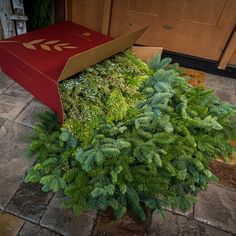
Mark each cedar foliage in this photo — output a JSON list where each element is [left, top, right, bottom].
[[25, 50, 236, 220], [59, 50, 150, 146]]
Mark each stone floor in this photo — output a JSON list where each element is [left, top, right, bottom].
[[0, 69, 236, 236]]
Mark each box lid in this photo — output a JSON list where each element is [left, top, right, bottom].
[[0, 22, 148, 124], [0, 21, 148, 82], [0, 22, 113, 82]]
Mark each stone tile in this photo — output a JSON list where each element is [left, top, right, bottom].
[[0, 70, 14, 95], [0, 211, 24, 236], [18, 221, 60, 236], [6, 182, 53, 223], [0, 94, 30, 121], [15, 99, 50, 128], [205, 74, 236, 92], [150, 210, 234, 236], [194, 184, 236, 234], [4, 82, 33, 100], [93, 207, 148, 236], [41, 192, 97, 236], [0, 121, 35, 208], [164, 206, 193, 218], [214, 89, 236, 105], [0, 117, 5, 127]]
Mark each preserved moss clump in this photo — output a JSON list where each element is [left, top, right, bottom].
[[25, 51, 236, 220]]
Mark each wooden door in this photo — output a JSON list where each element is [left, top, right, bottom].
[[66, 0, 105, 32], [110, 0, 236, 61]]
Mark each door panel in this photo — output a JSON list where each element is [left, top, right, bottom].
[[67, 0, 105, 32], [178, 0, 226, 25], [110, 0, 236, 61]]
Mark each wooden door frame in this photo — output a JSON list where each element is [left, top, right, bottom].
[[101, 0, 112, 35], [65, 0, 112, 35], [218, 27, 236, 70], [65, 0, 72, 21]]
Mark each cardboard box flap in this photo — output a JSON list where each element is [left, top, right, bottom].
[[131, 46, 163, 63], [58, 26, 149, 81]]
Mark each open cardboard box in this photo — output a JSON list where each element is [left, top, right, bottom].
[[0, 21, 162, 124]]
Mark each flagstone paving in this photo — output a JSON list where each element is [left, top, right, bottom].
[[0, 211, 24, 236], [40, 192, 97, 236], [194, 184, 236, 234], [0, 70, 236, 235], [6, 182, 53, 223], [18, 221, 60, 236], [0, 121, 34, 209]]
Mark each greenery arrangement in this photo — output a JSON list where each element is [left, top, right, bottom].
[[59, 50, 150, 146], [25, 50, 236, 220]]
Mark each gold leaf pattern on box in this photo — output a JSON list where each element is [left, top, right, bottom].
[[0, 39, 78, 52], [40, 44, 51, 51], [22, 42, 37, 50]]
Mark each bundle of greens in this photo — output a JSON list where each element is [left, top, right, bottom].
[[25, 50, 236, 220], [59, 50, 150, 146]]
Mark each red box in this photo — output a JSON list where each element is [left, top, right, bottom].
[[0, 22, 147, 123]]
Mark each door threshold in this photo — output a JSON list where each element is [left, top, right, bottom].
[[162, 50, 236, 79]]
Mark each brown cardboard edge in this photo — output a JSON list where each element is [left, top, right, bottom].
[[131, 46, 163, 63], [58, 26, 149, 81]]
